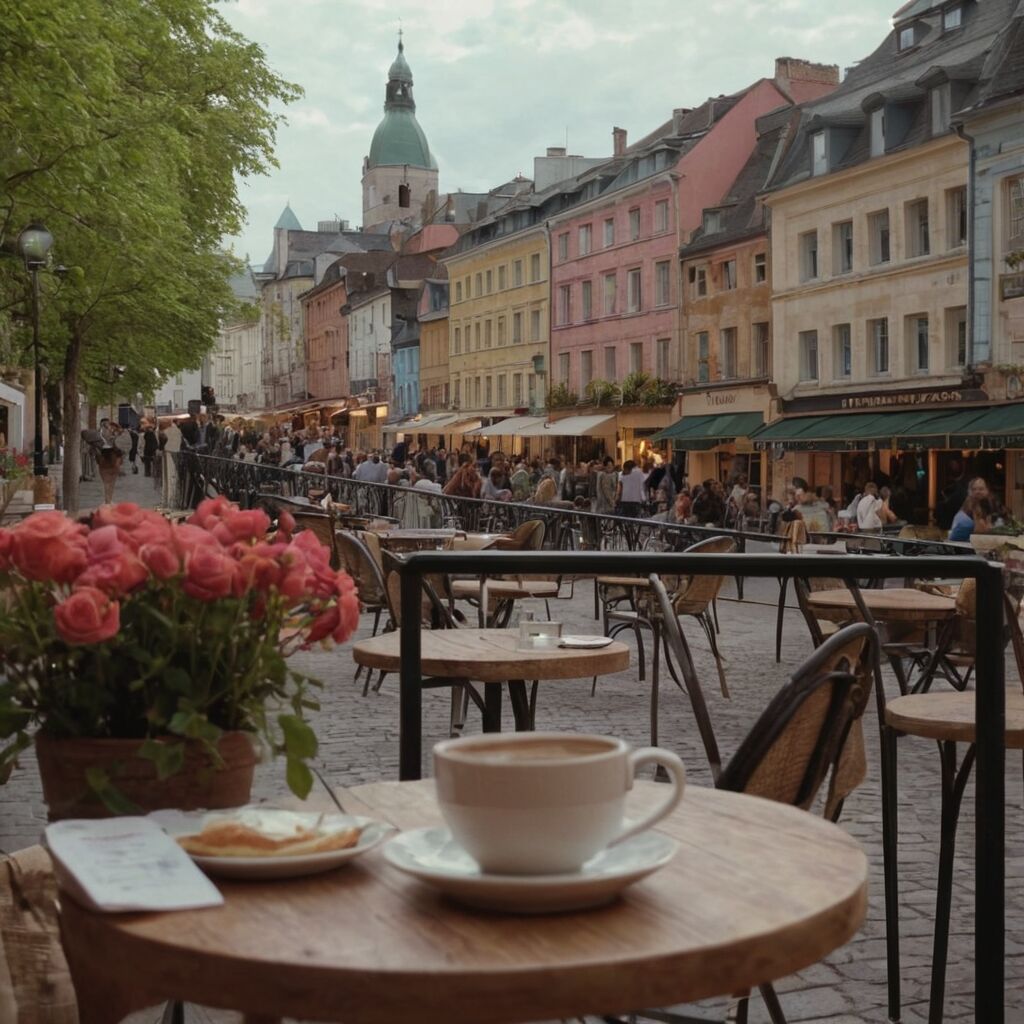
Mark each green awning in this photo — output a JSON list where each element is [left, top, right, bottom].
[[650, 412, 765, 450], [751, 405, 1024, 451]]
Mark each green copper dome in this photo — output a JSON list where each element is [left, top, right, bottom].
[[366, 41, 437, 171]]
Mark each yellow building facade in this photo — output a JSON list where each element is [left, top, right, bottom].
[[442, 226, 550, 427], [419, 315, 449, 412]]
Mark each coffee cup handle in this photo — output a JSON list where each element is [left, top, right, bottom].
[[609, 747, 686, 847]]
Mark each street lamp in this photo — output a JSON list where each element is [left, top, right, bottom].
[[16, 222, 54, 477]]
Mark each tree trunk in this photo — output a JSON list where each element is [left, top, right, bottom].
[[62, 328, 82, 515]]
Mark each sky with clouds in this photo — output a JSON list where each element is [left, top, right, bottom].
[[220, 0, 903, 264]]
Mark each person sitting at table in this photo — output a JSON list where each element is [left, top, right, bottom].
[[443, 453, 482, 498], [509, 459, 532, 502], [949, 477, 995, 542], [480, 466, 512, 502]]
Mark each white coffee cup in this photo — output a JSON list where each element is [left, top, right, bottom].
[[433, 732, 686, 875]]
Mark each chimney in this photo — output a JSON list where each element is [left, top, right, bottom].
[[546, 146, 567, 158], [612, 126, 627, 156], [672, 108, 692, 135], [774, 57, 841, 90]]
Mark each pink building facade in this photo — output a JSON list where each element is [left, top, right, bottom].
[[548, 59, 839, 453]]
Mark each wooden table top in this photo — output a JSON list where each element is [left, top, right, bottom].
[[806, 587, 958, 623], [352, 628, 628, 681], [449, 578, 560, 600], [885, 689, 1024, 746], [59, 780, 868, 1024], [597, 575, 651, 588], [449, 533, 506, 551]]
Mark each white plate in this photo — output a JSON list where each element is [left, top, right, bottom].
[[383, 827, 677, 913], [558, 635, 614, 649], [148, 808, 393, 880]]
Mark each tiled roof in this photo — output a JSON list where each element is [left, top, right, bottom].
[[766, 0, 1017, 192], [968, 0, 1024, 109]]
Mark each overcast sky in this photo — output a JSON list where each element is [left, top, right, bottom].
[[221, 0, 901, 264]]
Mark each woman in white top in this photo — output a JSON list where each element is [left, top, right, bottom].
[[856, 482, 884, 531], [616, 460, 647, 517]]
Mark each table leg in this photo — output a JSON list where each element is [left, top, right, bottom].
[[483, 682, 502, 732], [507, 680, 532, 731], [880, 724, 902, 1024]]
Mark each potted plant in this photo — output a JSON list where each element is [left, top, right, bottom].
[[0, 497, 361, 818], [0, 447, 31, 518]]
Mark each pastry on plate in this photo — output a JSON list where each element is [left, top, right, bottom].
[[177, 810, 363, 858]]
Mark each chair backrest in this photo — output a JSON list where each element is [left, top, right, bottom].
[[717, 623, 875, 815], [792, 575, 850, 648], [779, 518, 808, 553], [384, 571, 454, 629], [493, 518, 545, 551], [1004, 591, 1024, 693], [292, 509, 340, 570], [651, 573, 723, 781], [336, 531, 387, 607], [671, 535, 738, 614]]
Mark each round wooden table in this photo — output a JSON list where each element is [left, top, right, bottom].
[[353, 628, 628, 731], [805, 587, 957, 623], [885, 688, 1024, 745], [373, 528, 462, 552], [59, 780, 869, 1024]]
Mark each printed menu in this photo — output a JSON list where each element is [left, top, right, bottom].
[[45, 817, 224, 912]]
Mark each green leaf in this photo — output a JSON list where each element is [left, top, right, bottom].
[[137, 739, 185, 780], [285, 757, 313, 800], [85, 766, 141, 815], [278, 714, 317, 760]]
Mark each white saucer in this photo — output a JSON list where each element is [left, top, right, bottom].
[[382, 827, 677, 913], [149, 808, 393, 880]]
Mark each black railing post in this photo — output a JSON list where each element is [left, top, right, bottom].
[[974, 561, 1005, 1023]]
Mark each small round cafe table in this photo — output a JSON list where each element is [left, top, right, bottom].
[[59, 780, 869, 1024], [353, 627, 628, 730], [805, 586, 956, 623]]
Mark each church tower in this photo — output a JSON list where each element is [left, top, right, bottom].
[[362, 38, 439, 233]]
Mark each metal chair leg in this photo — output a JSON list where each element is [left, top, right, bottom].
[[881, 725, 903, 1023], [758, 983, 788, 1024], [775, 576, 788, 662]]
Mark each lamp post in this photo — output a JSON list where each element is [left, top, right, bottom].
[[16, 223, 54, 478]]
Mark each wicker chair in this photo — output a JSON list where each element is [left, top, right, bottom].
[[291, 508, 340, 570], [336, 531, 390, 695]]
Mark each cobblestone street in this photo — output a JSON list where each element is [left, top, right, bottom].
[[3, 471, 1021, 1022]]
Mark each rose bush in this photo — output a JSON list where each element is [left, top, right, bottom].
[[0, 499, 362, 803]]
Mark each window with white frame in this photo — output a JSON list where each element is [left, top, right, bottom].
[[497, 316, 506, 346], [931, 84, 951, 136], [455, 281, 463, 302], [906, 199, 930, 257], [578, 224, 593, 256], [485, 376, 493, 407], [484, 319, 492, 348], [703, 210, 722, 233], [582, 279, 593, 319], [898, 23, 916, 50], [454, 378, 461, 407], [604, 346, 616, 379], [833, 323, 852, 379], [558, 351, 570, 385], [654, 200, 669, 233], [754, 252, 767, 284], [697, 332, 709, 382], [753, 322, 770, 377], [513, 260, 523, 287], [1008, 176, 1024, 245], [512, 373, 522, 405], [454, 326, 461, 355], [475, 273, 482, 296], [947, 306, 968, 367], [498, 265, 507, 290], [474, 322, 481, 350], [722, 259, 737, 290], [947, 186, 967, 248], [530, 253, 541, 281], [943, 5, 962, 31], [799, 231, 819, 281], [909, 315, 929, 372], [811, 132, 827, 176], [485, 269, 493, 294], [629, 207, 641, 240], [512, 311, 523, 343], [720, 327, 737, 379], [530, 308, 541, 342], [869, 210, 891, 264], [655, 261, 671, 306], [870, 107, 885, 158], [581, 350, 593, 389], [799, 330, 818, 381], [869, 318, 889, 374], [473, 377, 481, 407], [656, 338, 670, 379], [558, 233, 569, 261], [695, 267, 707, 297], [629, 342, 643, 374], [603, 272, 617, 314], [558, 284, 572, 325], [833, 220, 853, 274], [603, 217, 615, 247], [627, 268, 642, 312], [497, 375, 507, 407]]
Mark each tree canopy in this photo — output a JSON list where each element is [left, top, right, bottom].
[[0, 0, 300, 508]]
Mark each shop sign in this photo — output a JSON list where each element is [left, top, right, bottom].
[[783, 386, 989, 415], [1001, 273, 1024, 301]]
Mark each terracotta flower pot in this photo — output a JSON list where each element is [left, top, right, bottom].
[[34, 731, 258, 821]]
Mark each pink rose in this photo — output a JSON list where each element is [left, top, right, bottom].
[[54, 587, 120, 645], [305, 591, 361, 645], [92, 503, 144, 530], [218, 508, 270, 543], [188, 496, 233, 531], [234, 550, 281, 595], [139, 543, 180, 581], [76, 553, 147, 596], [183, 546, 237, 601], [87, 525, 127, 563], [171, 523, 222, 555], [10, 512, 88, 583], [277, 510, 295, 540], [121, 511, 173, 550]]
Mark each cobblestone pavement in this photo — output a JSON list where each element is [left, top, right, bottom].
[[2, 471, 1021, 1023]]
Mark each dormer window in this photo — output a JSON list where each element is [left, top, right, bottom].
[[870, 108, 885, 157], [931, 83, 951, 135], [898, 23, 917, 51], [703, 210, 722, 233], [811, 132, 827, 176], [944, 5, 962, 31]]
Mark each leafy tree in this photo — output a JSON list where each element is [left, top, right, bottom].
[[583, 379, 620, 407], [0, 0, 299, 510], [546, 382, 578, 410]]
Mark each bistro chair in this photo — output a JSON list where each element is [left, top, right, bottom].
[[336, 531, 390, 695], [620, 609, 876, 1024], [291, 507, 340, 570]]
